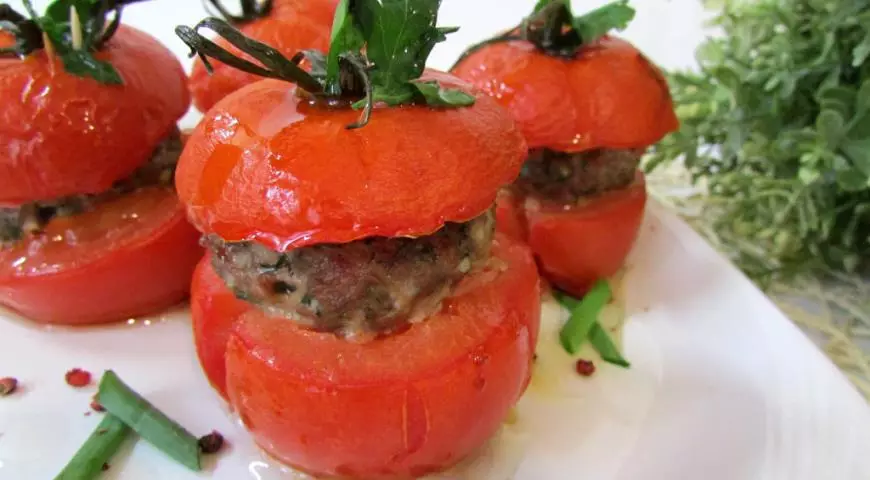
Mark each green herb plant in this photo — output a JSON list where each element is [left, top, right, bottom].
[[176, 0, 475, 130], [452, 0, 635, 68], [645, 0, 870, 284], [1, 0, 149, 83]]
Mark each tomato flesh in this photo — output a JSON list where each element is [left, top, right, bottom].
[[498, 172, 647, 297], [0, 187, 202, 324], [191, 234, 540, 478]]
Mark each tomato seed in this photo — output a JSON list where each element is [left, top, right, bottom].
[[65, 368, 92, 388], [575, 359, 596, 377]]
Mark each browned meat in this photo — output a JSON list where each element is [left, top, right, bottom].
[[1, 129, 183, 244], [206, 209, 495, 340], [514, 147, 643, 203]]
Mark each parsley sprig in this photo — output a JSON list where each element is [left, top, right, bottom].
[[0, 0, 147, 84], [177, 0, 474, 129], [452, 0, 635, 67], [645, 0, 870, 283]]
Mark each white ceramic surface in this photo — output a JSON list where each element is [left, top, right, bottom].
[[1, 1, 869, 479]]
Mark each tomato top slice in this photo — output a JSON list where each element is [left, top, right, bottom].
[[0, 27, 190, 204], [0, 187, 184, 279], [452, 36, 679, 153], [189, 0, 336, 113], [176, 73, 528, 251]]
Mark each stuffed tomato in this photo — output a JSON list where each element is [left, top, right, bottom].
[[452, 0, 679, 296], [176, 2, 540, 477]]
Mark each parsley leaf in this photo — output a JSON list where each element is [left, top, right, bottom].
[[572, 0, 635, 44], [23, 0, 124, 84], [325, 0, 471, 109]]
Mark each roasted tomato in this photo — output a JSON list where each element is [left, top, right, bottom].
[[0, 27, 189, 204], [176, 3, 539, 472], [188, 0, 338, 113], [192, 234, 540, 478], [452, 3, 677, 297], [0, 5, 200, 324], [0, 187, 201, 325]]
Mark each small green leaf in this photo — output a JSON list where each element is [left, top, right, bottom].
[[411, 80, 475, 107], [60, 50, 123, 84], [856, 79, 870, 115], [816, 109, 845, 147], [841, 138, 870, 177], [572, 0, 635, 44], [835, 167, 867, 192], [852, 32, 870, 67], [533, 0, 564, 14]]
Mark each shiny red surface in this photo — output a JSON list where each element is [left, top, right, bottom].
[[176, 73, 528, 250], [0, 27, 190, 204], [191, 234, 541, 478], [498, 172, 648, 297], [452, 36, 679, 153], [0, 187, 202, 325]]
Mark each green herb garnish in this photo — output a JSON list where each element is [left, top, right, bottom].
[[453, 0, 635, 67], [556, 281, 630, 368], [588, 324, 631, 368], [96, 370, 201, 471], [645, 0, 870, 285], [176, 0, 474, 129], [54, 414, 131, 480], [1, 0, 148, 84], [556, 280, 612, 354]]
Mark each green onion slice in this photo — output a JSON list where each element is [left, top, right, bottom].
[[96, 370, 201, 471], [54, 414, 131, 480], [589, 323, 631, 368], [556, 279, 612, 354]]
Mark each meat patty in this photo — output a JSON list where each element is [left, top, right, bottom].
[[206, 209, 496, 340], [0, 129, 183, 245], [514, 148, 643, 204]]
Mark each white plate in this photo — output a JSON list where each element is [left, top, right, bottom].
[[2, 1, 870, 479]]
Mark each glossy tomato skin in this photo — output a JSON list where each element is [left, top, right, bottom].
[[0, 187, 202, 325], [177, 73, 527, 250], [189, 0, 337, 113], [190, 234, 540, 479], [191, 254, 248, 399], [452, 36, 678, 153], [0, 27, 190, 204], [499, 172, 647, 297]]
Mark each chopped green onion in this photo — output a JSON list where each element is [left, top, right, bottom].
[[588, 323, 631, 368], [96, 371, 201, 471], [54, 414, 131, 480], [556, 280, 612, 354]]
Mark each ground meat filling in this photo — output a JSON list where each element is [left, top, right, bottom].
[[0, 129, 183, 244], [206, 209, 496, 338], [514, 148, 643, 204]]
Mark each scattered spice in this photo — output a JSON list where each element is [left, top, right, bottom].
[[198, 431, 225, 454], [0, 377, 18, 396], [90, 397, 106, 412], [65, 368, 92, 388], [575, 359, 596, 377], [101, 462, 110, 471]]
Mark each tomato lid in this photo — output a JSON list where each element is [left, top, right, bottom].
[[0, 26, 190, 204], [176, 73, 527, 251], [453, 36, 678, 154]]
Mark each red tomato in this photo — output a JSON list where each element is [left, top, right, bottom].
[[190, 254, 247, 399], [499, 172, 647, 297], [189, 0, 338, 113], [0, 187, 202, 325], [452, 36, 678, 153], [0, 27, 190, 204], [190, 234, 540, 478], [176, 73, 527, 250]]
